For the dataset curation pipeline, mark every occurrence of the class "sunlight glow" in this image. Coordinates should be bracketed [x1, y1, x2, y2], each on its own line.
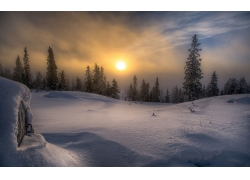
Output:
[116, 61, 126, 71]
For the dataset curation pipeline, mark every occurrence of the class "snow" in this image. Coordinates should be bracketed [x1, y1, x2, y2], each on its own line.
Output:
[1, 77, 250, 167]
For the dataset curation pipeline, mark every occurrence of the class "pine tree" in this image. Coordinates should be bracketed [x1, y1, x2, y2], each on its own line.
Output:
[111, 78, 120, 99]
[46, 46, 58, 90]
[178, 88, 184, 103]
[106, 81, 111, 97]
[13, 55, 23, 83]
[238, 77, 248, 94]
[0, 63, 3, 77]
[132, 75, 138, 101]
[99, 66, 106, 95]
[58, 70, 67, 91]
[183, 34, 203, 101]
[42, 77, 46, 90]
[171, 85, 179, 103]
[223, 78, 239, 95]
[84, 65, 92, 93]
[92, 63, 100, 94]
[33, 71, 43, 90]
[140, 79, 147, 102]
[206, 71, 219, 97]
[165, 89, 170, 103]
[75, 77, 82, 91]
[23, 47, 32, 88]
[151, 77, 160, 102]
[127, 83, 133, 101]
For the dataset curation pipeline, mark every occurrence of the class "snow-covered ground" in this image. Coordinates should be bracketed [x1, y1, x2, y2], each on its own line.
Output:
[1, 77, 250, 167]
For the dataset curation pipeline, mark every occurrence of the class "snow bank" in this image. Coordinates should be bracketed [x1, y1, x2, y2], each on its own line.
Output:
[0, 77, 31, 154]
[0, 77, 80, 166]
[236, 96, 250, 104]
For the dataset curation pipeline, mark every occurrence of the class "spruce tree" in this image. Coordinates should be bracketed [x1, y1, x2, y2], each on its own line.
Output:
[207, 71, 219, 97]
[0, 63, 3, 77]
[183, 34, 203, 101]
[127, 83, 133, 101]
[84, 65, 92, 93]
[132, 75, 138, 101]
[106, 81, 111, 97]
[92, 63, 100, 93]
[13, 55, 23, 83]
[111, 78, 120, 99]
[75, 77, 82, 91]
[151, 77, 160, 102]
[33, 71, 43, 90]
[238, 77, 248, 94]
[140, 79, 147, 102]
[165, 89, 170, 103]
[23, 47, 32, 88]
[223, 78, 239, 95]
[58, 70, 67, 91]
[46, 46, 58, 90]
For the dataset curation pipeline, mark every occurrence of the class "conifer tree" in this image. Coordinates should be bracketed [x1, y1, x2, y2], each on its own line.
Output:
[183, 34, 203, 101]
[165, 89, 170, 103]
[238, 77, 248, 94]
[58, 70, 67, 91]
[140, 79, 147, 102]
[171, 85, 179, 103]
[0, 63, 3, 77]
[223, 78, 239, 95]
[206, 71, 219, 97]
[13, 55, 23, 83]
[75, 77, 82, 91]
[106, 81, 111, 97]
[23, 47, 32, 88]
[33, 71, 43, 90]
[111, 78, 120, 99]
[84, 65, 92, 93]
[92, 63, 100, 93]
[132, 75, 138, 101]
[151, 77, 160, 102]
[99, 66, 106, 95]
[46, 46, 58, 90]
[127, 83, 133, 101]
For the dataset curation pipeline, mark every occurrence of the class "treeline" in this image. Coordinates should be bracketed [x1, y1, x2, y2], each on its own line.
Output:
[0, 46, 120, 99]
[125, 34, 250, 103]
[1, 34, 250, 103]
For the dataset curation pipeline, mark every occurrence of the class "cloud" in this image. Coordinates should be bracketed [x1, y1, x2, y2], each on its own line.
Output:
[0, 12, 249, 92]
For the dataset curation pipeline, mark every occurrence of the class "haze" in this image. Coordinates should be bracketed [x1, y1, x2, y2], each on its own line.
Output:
[0, 11, 250, 92]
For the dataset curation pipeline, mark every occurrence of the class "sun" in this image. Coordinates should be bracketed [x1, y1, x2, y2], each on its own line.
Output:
[116, 61, 126, 71]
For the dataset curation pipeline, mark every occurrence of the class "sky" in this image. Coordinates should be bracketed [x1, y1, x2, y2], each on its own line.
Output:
[0, 11, 250, 92]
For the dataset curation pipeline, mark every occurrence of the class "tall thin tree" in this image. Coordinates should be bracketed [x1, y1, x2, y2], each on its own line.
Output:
[23, 47, 32, 88]
[46, 46, 58, 90]
[183, 34, 203, 101]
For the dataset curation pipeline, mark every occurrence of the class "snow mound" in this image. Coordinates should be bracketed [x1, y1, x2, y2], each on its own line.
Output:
[236, 96, 250, 104]
[228, 99, 235, 103]
[44, 91, 77, 99]
[0, 78, 80, 166]
[0, 77, 31, 152]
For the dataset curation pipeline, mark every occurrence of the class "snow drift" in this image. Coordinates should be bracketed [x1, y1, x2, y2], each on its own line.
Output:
[0, 77, 80, 166]
[1, 77, 250, 166]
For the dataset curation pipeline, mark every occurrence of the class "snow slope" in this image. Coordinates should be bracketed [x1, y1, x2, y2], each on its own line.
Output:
[31, 91, 250, 167]
[1, 77, 250, 166]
